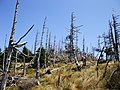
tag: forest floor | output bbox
[7,59,120,90]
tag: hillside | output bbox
[7,59,120,90]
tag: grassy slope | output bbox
[30,61,117,90]
[8,60,119,90]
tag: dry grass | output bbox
[8,60,119,90]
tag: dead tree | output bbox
[48,32,51,53]
[53,36,56,67]
[69,13,74,62]
[75,29,80,60]
[33,31,38,66]
[0,1,19,90]
[44,30,49,68]
[47,32,52,64]
[60,39,66,62]
[0,0,34,89]
[14,51,18,76]
[82,36,85,53]
[23,56,26,76]
[58,40,61,55]
[103,33,108,60]
[96,47,104,77]
[65,12,81,70]
[3,34,7,71]
[36,17,47,79]
[112,14,119,61]
[97,35,101,50]
[82,37,86,66]
[34,32,38,55]
[108,20,115,60]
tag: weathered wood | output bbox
[14,51,18,76]
[23,56,26,76]
[36,17,46,79]
[0,0,19,90]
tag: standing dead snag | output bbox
[82,37,86,66]
[48,32,51,53]
[34,31,38,56]
[65,12,81,70]
[53,36,56,67]
[69,12,74,62]
[0,0,34,89]
[75,28,81,61]
[23,55,26,76]
[112,14,119,61]
[36,17,47,79]
[44,30,49,68]
[0,1,19,90]
[33,31,38,67]
[14,51,18,76]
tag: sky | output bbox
[0,0,120,53]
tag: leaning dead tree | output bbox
[65,12,81,70]
[0,0,34,90]
[36,17,47,79]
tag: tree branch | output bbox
[15,25,34,45]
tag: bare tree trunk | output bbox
[83,36,85,53]
[34,31,38,55]
[75,30,79,60]
[48,32,51,54]
[23,56,26,76]
[3,34,7,71]
[96,47,104,77]
[14,51,18,76]
[112,14,119,61]
[33,31,38,66]
[69,13,74,62]
[53,36,56,67]
[103,33,107,60]
[45,30,48,68]
[97,35,101,50]
[0,0,34,89]
[82,37,86,66]
[69,12,81,70]
[0,0,19,90]
[36,17,46,79]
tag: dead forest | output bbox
[0,0,120,90]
